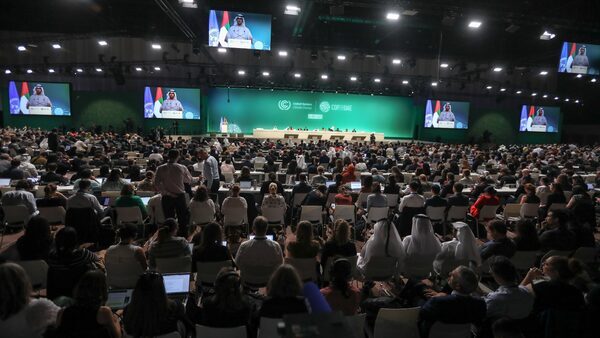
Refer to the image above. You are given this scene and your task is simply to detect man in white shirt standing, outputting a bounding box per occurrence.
[198,148,220,194]
[154,149,192,236]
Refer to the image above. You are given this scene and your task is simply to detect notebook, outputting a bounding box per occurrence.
[106,289,133,310]
[0,178,11,186]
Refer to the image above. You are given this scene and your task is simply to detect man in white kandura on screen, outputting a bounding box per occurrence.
[27,84,52,108]
[438,102,456,122]
[532,108,547,126]
[160,89,184,114]
[572,45,589,68]
[225,14,253,45]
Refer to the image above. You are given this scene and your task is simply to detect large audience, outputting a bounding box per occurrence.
[0,126,599,338]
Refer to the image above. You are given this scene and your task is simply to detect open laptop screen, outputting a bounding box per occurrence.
[163,273,191,295]
[106,289,133,310]
[239,181,252,189]
[350,181,361,190]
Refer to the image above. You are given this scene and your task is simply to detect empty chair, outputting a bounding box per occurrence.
[195,325,247,338]
[261,205,286,228]
[105,251,146,289]
[429,322,472,338]
[477,204,500,222]
[2,205,31,231]
[354,193,368,209]
[222,171,235,184]
[115,206,146,237]
[359,256,397,281]
[196,260,233,287]
[16,259,48,290]
[374,307,420,338]
[284,257,318,281]
[223,206,248,226]
[155,256,192,274]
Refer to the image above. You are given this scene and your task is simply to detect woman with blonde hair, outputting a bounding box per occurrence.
[287,221,320,258]
[321,219,357,270]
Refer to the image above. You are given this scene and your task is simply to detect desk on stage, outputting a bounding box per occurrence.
[252,129,384,141]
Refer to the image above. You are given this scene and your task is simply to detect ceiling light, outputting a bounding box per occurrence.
[554,96,559,100]
[591,78,597,83]
[48,68,55,73]
[531,92,537,96]
[565,98,570,102]
[576,74,582,78]
[374,78,381,83]
[431,82,438,87]
[516,90,522,94]
[543,94,548,98]
[154,66,161,71]
[278,50,288,57]
[539,70,548,75]
[337,55,346,60]
[4,69,11,74]
[262,71,270,77]
[17,45,26,51]
[468,21,482,28]
[52,43,61,49]
[285,5,301,15]
[294,73,301,78]
[151,43,162,49]
[135,67,142,71]
[500,88,506,92]
[75,68,83,73]
[386,12,400,20]
[575,99,580,103]
[392,59,401,65]
[26,69,33,74]
[98,40,108,46]
[486,85,492,89]
[95,68,103,72]
[440,63,449,68]
[540,31,556,40]
[402,80,409,85]
[350,76,357,81]
[217,48,227,53]
[493,67,503,72]
[321,74,328,80]
[237,70,245,75]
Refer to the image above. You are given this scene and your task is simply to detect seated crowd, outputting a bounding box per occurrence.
[0,126,599,338]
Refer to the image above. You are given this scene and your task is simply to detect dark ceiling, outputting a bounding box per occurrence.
[1,0,599,111]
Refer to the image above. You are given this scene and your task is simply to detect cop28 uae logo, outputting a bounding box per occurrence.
[278,100,291,110]
[319,101,330,113]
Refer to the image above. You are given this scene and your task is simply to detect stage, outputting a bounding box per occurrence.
[251,129,384,141]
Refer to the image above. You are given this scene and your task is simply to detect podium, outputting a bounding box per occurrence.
[220,123,228,133]
[530,125,547,132]
[437,121,455,129]
[161,110,183,119]
[228,39,252,49]
[28,106,52,115]
[571,65,588,74]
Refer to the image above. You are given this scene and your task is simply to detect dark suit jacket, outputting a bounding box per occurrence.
[425,195,448,208]
[419,293,486,338]
[447,193,470,207]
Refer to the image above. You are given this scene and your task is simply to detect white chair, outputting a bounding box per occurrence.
[195,325,247,338]
[331,205,356,224]
[261,205,286,228]
[222,171,235,184]
[509,251,539,272]
[284,257,318,281]
[299,205,323,226]
[346,313,366,336]
[258,317,282,338]
[365,207,389,224]
[35,185,47,198]
[446,205,469,222]
[355,193,368,209]
[520,203,539,219]
[502,203,522,221]
[38,206,66,225]
[426,206,446,224]
[115,206,146,236]
[548,203,567,211]
[240,264,279,288]
[16,260,48,290]
[155,256,192,274]
[223,206,248,226]
[477,204,500,222]
[429,322,472,338]
[196,260,233,286]
[2,205,31,230]
[385,194,399,210]
[190,206,215,227]
[360,256,397,281]
[105,254,145,289]
[374,307,420,338]
[254,161,265,171]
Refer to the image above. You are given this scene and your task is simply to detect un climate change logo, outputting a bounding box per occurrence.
[278,100,291,111]
[319,101,330,113]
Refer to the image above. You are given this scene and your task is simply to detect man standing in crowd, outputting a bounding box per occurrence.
[198,148,220,194]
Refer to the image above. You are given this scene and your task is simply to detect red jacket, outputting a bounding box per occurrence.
[470,194,500,219]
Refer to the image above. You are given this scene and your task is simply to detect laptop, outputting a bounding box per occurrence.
[101,197,111,207]
[0,178,11,186]
[325,180,335,188]
[96,177,106,185]
[239,181,252,189]
[249,234,274,241]
[163,273,191,304]
[350,181,361,191]
[587,183,595,190]
[123,178,132,183]
[106,289,133,310]
[140,197,151,206]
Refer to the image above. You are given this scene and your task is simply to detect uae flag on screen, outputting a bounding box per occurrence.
[218,11,230,47]
[559,42,578,72]
[153,87,163,118]
[432,100,441,127]
[19,82,30,115]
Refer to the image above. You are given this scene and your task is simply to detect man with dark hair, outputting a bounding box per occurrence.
[198,148,220,194]
[235,216,283,273]
[66,179,105,216]
[398,181,425,212]
[425,184,448,208]
[480,220,517,261]
[1,179,37,215]
[154,149,192,237]
[447,183,470,207]
[41,162,67,184]
[538,209,577,252]
[3,159,27,179]
[419,266,486,338]
[485,257,534,320]
[290,173,312,204]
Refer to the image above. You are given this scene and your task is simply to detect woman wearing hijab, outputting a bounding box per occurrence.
[433,222,481,277]
[402,214,442,278]
[357,220,405,275]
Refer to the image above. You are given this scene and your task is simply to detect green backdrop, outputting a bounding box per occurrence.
[206,88,416,138]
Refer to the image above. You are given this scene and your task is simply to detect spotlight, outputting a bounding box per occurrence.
[543,94,548,98]
[48,68,55,73]
[294,73,301,78]
[237,70,245,75]
[76,68,83,73]
[374,78,381,83]
[591,78,597,83]
[217,48,227,53]
[337,55,346,61]
[431,82,438,87]
[392,59,401,65]
[98,40,108,46]
[386,12,400,20]
[493,67,503,72]
[52,43,61,49]
[4,69,11,74]
[278,50,288,57]
[95,68,103,72]
[262,71,270,77]
[565,98,570,102]
[26,69,33,74]
[539,70,548,75]
[540,31,556,40]
[154,66,161,71]
[486,85,492,89]
[554,96,559,100]
[575,99,580,103]
[468,21,482,28]
[531,92,537,96]
[17,45,26,51]
[500,88,506,92]
[516,90,522,94]
[402,80,409,85]
[285,5,301,15]
[576,74,582,78]
[321,74,328,80]
[135,67,142,71]
[440,63,449,68]
[151,43,162,49]
[350,76,357,81]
